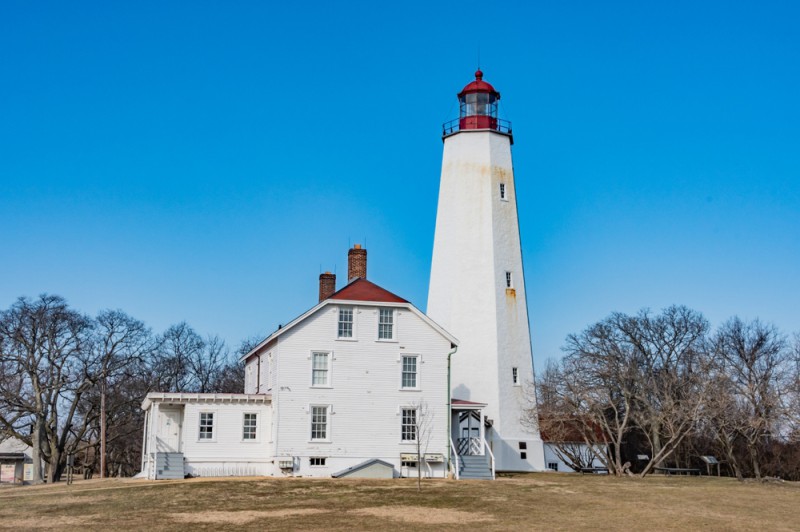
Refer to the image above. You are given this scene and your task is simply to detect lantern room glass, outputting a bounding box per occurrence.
[459,92,498,119]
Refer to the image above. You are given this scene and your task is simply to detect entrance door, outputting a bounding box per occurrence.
[157,409,182,452]
[461,427,481,455]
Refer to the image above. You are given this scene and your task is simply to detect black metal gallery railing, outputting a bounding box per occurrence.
[442,118,513,137]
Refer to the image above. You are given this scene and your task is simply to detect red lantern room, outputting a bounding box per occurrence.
[443,70,512,141]
[458,69,499,130]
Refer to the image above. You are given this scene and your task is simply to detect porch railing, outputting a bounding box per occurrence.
[484,436,496,480]
[457,436,482,456]
[449,439,460,480]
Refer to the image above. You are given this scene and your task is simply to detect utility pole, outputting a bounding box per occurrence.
[100,370,106,479]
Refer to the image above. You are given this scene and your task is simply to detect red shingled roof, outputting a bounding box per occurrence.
[451,398,486,406]
[328,278,408,303]
[539,415,607,444]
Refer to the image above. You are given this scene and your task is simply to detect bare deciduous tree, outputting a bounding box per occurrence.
[92,310,151,477]
[539,306,713,477]
[409,400,433,491]
[711,318,790,479]
[559,323,639,476]
[0,295,95,483]
[620,306,713,476]
[531,359,605,472]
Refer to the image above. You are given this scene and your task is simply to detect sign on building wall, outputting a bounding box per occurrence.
[0,464,15,483]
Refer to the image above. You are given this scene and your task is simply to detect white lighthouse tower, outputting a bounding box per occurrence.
[428,70,545,472]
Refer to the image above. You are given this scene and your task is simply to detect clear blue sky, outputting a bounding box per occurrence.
[2,1,798,369]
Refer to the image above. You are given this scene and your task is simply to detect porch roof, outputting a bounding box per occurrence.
[141,392,271,411]
[451,398,487,409]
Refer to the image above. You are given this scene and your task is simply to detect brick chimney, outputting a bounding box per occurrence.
[348,244,367,282]
[319,271,336,302]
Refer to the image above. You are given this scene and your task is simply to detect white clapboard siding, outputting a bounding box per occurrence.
[180,402,272,461]
[244,346,276,395]
[271,303,452,477]
[141,396,274,479]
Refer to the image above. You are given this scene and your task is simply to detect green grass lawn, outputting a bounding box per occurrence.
[0,473,797,531]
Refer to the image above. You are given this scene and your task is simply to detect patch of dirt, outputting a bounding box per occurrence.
[547,486,578,494]
[351,506,494,524]
[26,494,112,506]
[170,508,328,524]
[0,514,98,529]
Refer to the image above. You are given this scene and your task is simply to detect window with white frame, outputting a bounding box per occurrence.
[505,271,513,288]
[401,408,417,442]
[243,413,257,440]
[401,355,418,389]
[199,412,214,440]
[311,352,330,386]
[310,457,327,467]
[338,307,353,338]
[311,406,328,441]
[500,182,507,200]
[512,367,519,385]
[379,308,394,340]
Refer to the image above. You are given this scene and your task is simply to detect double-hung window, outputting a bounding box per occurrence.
[312,352,330,387]
[311,406,328,441]
[378,308,394,340]
[199,412,214,440]
[243,413,257,440]
[401,356,418,389]
[401,408,417,442]
[338,307,353,338]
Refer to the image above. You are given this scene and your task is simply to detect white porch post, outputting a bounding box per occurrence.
[149,402,159,478]
[467,410,472,447]
[480,410,486,455]
[140,409,149,474]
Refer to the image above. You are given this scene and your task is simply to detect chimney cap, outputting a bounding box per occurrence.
[353,244,362,249]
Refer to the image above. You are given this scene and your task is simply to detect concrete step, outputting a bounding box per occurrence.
[154,452,185,480]
[460,457,489,464]
[458,454,494,481]
[460,472,494,480]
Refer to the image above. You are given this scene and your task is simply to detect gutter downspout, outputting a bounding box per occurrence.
[446,344,458,479]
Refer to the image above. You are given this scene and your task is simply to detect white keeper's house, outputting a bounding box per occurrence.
[141,246,460,479]
[141,70,546,480]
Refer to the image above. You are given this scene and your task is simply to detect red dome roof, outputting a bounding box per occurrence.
[458,69,499,96]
